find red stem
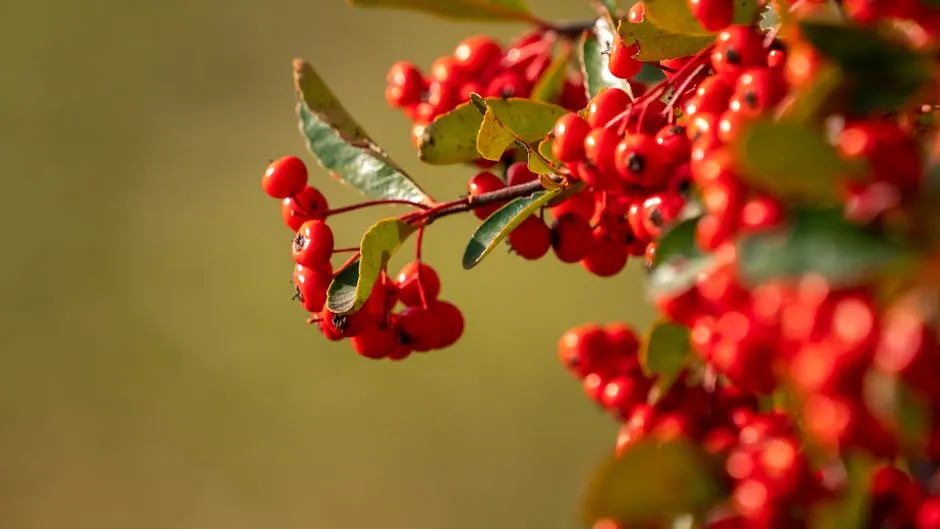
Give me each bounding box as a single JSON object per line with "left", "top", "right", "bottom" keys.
{"left": 662, "top": 63, "right": 708, "bottom": 118}
{"left": 323, "top": 199, "right": 430, "bottom": 217}
{"left": 415, "top": 227, "right": 429, "bottom": 309}
{"left": 333, "top": 247, "right": 359, "bottom": 253}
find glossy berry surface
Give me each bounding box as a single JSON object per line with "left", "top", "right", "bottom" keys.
{"left": 262, "top": 156, "right": 308, "bottom": 198}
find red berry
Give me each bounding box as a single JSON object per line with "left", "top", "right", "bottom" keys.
{"left": 430, "top": 56, "right": 467, "bottom": 86}
{"left": 627, "top": 1, "right": 645, "bottom": 23}
{"left": 586, "top": 88, "right": 631, "bottom": 128}
{"left": 468, "top": 171, "right": 507, "bottom": 220}
{"left": 627, "top": 200, "right": 651, "bottom": 243}
{"left": 387, "top": 61, "right": 422, "bottom": 87}
{"left": 838, "top": 120, "right": 923, "bottom": 193}
{"left": 351, "top": 325, "right": 399, "bottom": 359}
{"left": 459, "top": 81, "right": 486, "bottom": 102}
{"left": 394, "top": 306, "right": 442, "bottom": 352}
{"left": 319, "top": 308, "right": 377, "bottom": 339}
{"left": 395, "top": 261, "right": 441, "bottom": 307}
{"left": 767, "top": 48, "right": 786, "bottom": 69}
{"left": 615, "top": 133, "right": 670, "bottom": 188}
{"left": 740, "top": 195, "right": 784, "bottom": 231}
{"left": 552, "top": 113, "right": 591, "bottom": 162}
{"left": 281, "top": 186, "right": 329, "bottom": 231}
{"left": 641, "top": 192, "right": 685, "bottom": 239}
{"left": 688, "top": 0, "right": 733, "bottom": 32}
{"left": 711, "top": 26, "right": 766, "bottom": 80}
{"left": 509, "top": 216, "right": 552, "bottom": 260}
{"left": 916, "top": 497, "right": 940, "bottom": 529}
{"left": 686, "top": 112, "right": 721, "bottom": 146}
{"left": 387, "top": 344, "right": 414, "bottom": 361}
{"left": 654, "top": 125, "right": 691, "bottom": 162}
{"left": 784, "top": 41, "right": 822, "bottom": 90}
{"left": 551, "top": 212, "right": 595, "bottom": 263}
{"left": 453, "top": 36, "right": 503, "bottom": 74}
{"left": 558, "top": 324, "right": 609, "bottom": 377}
{"left": 732, "top": 67, "right": 788, "bottom": 116}
{"left": 691, "top": 147, "right": 738, "bottom": 188}
{"left": 608, "top": 41, "right": 642, "bottom": 80}
{"left": 485, "top": 71, "right": 529, "bottom": 98}
{"left": 717, "top": 109, "right": 754, "bottom": 144}
{"left": 582, "top": 230, "right": 629, "bottom": 277}
{"left": 606, "top": 323, "right": 640, "bottom": 355}
{"left": 426, "top": 81, "right": 459, "bottom": 114}
{"left": 571, "top": 161, "right": 620, "bottom": 191}
{"left": 601, "top": 376, "right": 649, "bottom": 415}
{"left": 385, "top": 61, "right": 426, "bottom": 107}
{"left": 560, "top": 74, "right": 589, "bottom": 111}
{"left": 584, "top": 126, "right": 622, "bottom": 176}
{"left": 293, "top": 264, "right": 332, "bottom": 312}
{"left": 430, "top": 301, "right": 464, "bottom": 348}
{"left": 292, "top": 220, "right": 334, "bottom": 267}
{"left": 506, "top": 161, "right": 538, "bottom": 186}
{"left": 262, "top": 156, "right": 308, "bottom": 198}
{"left": 550, "top": 189, "right": 597, "bottom": 221}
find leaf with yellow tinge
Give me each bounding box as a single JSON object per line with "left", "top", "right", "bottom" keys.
{"left": 477, "top": 107, "right": 518, "bottom": 161}
{"left": 643, "top": 0, "right": 761, "bottom": 36}
{"left": 617, "top": 18, "right": 713, "bottom": 61}
{"left": 327, "top": 219, "right": 417, "bottom": 314}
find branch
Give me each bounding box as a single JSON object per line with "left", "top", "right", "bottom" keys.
{"left": 405, "top": 176, "right": 562, "bottom": 224}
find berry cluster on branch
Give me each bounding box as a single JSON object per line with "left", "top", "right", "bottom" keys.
{"left": 259, "top": 0, "right": 940, "bottom": 527}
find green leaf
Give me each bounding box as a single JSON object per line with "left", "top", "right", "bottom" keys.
{"left": 734, "top": 118, "right": 866, "bottom": 203}
{"left": 581, "top": 439, "right": 726, "bottom": 527}
{"left": 462, "top": 188, "right": 562, "bottom": 269}
{"left": 531, "top": 47, "right": 570, "bottom": 103}
{"left": 419, "top": 97, "right": 567, "bottom": 165}
{"left": 418, "top": 102, "right": 484, "bottom": 165}
{"left": 643, "top": 0, "right": 761, "bottom": 36}
{"left": 527, "top": 138, "right": 561, "bottom": 174}
{"left": 639, "top": 320, "right": 692, "bottom": 387}
{"left": 634, "top": 62, "right": 667, "bottom": 85}
{"left": 648, "top": 216, "right": 717, "bottom": 299}
{"left": 798, "top": 20, "right": 933, "bottom": 114}
{"left": 477, "top": 107, "right": 518, "bottom": 161}
{"left": 326, "top": 218, "right": 417, "bottom": 314}
{"left": 737, "top": 206, "right": 910, "bottom": 288}
{"left": 810, "top": 454, "right": 877, "bottom": 529}
{"left": 294, "top": 60, "right": 432, "bottom": 204}
{"left": 618, "top": 17, "right": 714, "bottom": 61}
{"left": 481, "top": 97, "right": 569, "bottom": 144}
{"left": 346, "top": 0, "right": 534, "bottom": 21}
{"left": 580, "top": 18, "right": 634, "bottom": 100}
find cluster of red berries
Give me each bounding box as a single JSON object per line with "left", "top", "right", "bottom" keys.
{"left": 385, "top": 31, "right": 589, "bottom": 148}
{"left": 560, "top": 318, "right": 940, "bottom": 528}
{"left": 262, "top": 155, "right": 465, "bottom": 360}
{"left": 546, "top": 4, "right": 940, "bottom": 528}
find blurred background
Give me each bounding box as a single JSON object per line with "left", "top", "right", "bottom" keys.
{"left": 0, "top": 1, "right": 655, "bottom": 528}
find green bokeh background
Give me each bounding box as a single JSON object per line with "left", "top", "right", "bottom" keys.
{"left": 1, "top": 1, "right": 654, "bottom": 527}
